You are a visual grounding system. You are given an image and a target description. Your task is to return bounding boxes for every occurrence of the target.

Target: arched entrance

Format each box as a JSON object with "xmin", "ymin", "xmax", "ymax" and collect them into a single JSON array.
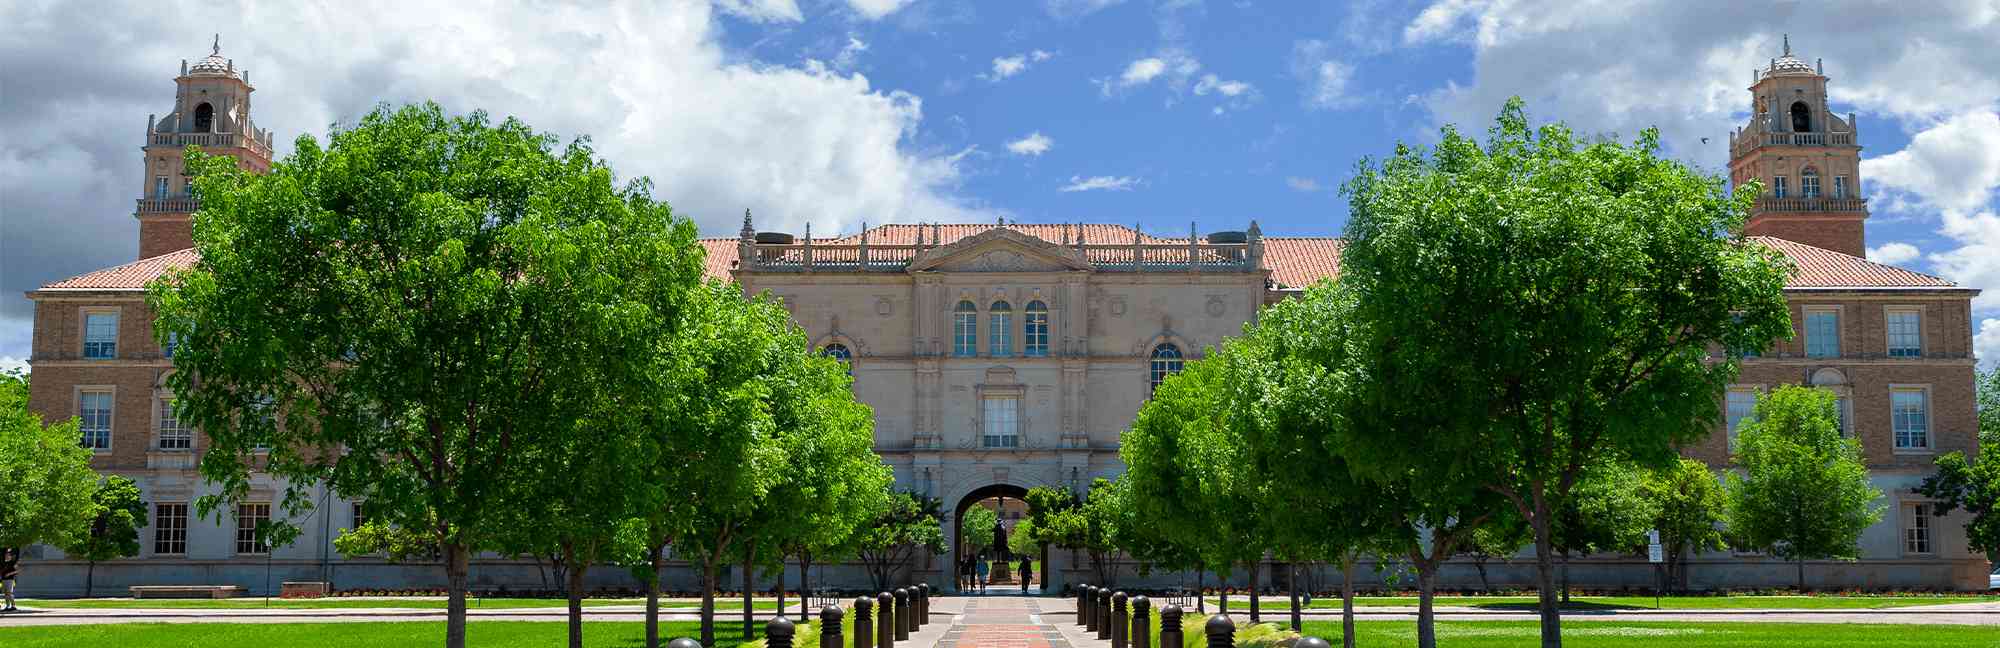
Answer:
[{"xmin": 952, "ymin": 483, "xmax": 1034, "ymax": 594}]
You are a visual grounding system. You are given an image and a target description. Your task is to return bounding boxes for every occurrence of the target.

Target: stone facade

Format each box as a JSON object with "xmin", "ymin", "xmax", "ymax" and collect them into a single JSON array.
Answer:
[{"xmin": 16, "ymin": 39, "xmax": 1990, "ymax": 596}]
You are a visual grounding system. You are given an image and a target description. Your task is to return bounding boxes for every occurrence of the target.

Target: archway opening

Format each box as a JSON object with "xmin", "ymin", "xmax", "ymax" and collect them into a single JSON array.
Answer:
[
  {"xmin": 1789, "ymin": 101, "xmax": 1811, "ymax": 132},
  {"xmin": 953, "ymin": 483, "xmax": 1034, "ymax": 594},
  {"xmin": 194, "ymin": 102, "xmax": 215, "ymax": 132}
]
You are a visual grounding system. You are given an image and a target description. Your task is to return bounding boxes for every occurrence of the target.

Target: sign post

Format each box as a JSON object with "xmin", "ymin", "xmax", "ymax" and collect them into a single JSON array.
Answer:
[{"xmin": 1646, "ymin": 530, "xmax": 1664, "ymax": 609}]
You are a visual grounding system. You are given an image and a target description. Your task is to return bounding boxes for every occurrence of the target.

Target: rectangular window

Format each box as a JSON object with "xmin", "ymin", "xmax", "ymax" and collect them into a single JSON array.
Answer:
[
  {"xmin": 84, "ymin": 311, "xmax": 119, "ymax": 359},
  {"xmin": 154, "ymin": 176, "xmax": 168, "ymax": 199},
  {"xmin": 157, "ymin": 398, "xmax": 191, "ymax": 450},
  {"xmin": 1833, "ymin": 397, "xmax": 1849, "ymax": 436},
  {"xmin": 989, "ymin": 311, "xmax": 1013, "ymax": 357},
  {"xmin": 982, "ymin": 396, "xmax": 1019, "ymax": 448},
  {"xmin": 79, "ymin": 390, "xmax": 113, "ymax": 450},
  {"xmin": 1904, "ymin": 503, "xmax": 1933, "ymax": 555},
  {"xmin": 153, "ymin": 503, "xmax": 188, "ymax": 555},
  {"xmin": 1892, "ymin": 388, "xmax": 1930, "ymax": 450},
  {"xmin": 164, "ymin": 332, "xmax": 181, "ymax": 359},
  {"xmin": 1886, "ymin": 309, "xmax": 1922, "ymax": 357},
  {"xmin": 351, "ymin": 502, "xmax": 367, "ymax": 530},
  {"xmin": 1725, "ymin": 388, "xmax": 1757, "ymax": 450},
  {"xmin": 1804, "ymin": 309, "xmax": 1840, "ymax": 358},
  {"xmin": 1802, "ymin": 173, "xmax": 1821, "ymax": 198},
  {"xmin": 236, "ymin": 502, "xmax": 271, "ymax": 555},
  {"xmin": 1834, "ymin": 176, "xmax": 1848, "ymax": 199},
  {"xmin": 1024, "ymin": 310, "xmax": 1049, "ymax": 357},
  {"xmin": 953, "ymin": 311, "xmax": 977, "ymax": 357},
  {"xmin": 1773, "ymin": 176, "xmax": 1788, "ymax": 198}
]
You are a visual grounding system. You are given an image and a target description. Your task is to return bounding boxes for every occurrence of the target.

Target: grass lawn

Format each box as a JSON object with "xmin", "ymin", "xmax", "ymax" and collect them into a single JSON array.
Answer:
[
  {"xmin": 1293, "ymin": 620, "xmax": 2000, "ymax": 648},
  {"xmin": 1206, "ymin": 594, "xmax": 2000, "ymax": 610},
  {"xmin": 18, "ymin": 597, "xmax": 782, "ymax": 611},
  {"xmin": 0, "ymin": 621, "xmax": 764, "ymax": 648}
]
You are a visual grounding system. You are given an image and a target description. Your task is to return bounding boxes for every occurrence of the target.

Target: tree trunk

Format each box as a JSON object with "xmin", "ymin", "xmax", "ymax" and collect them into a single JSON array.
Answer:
[
  {"xmin": 1559, "ymin": 553, "xmax": 1571, "ymax": 604},
  {"xmin": 776, "ymin": 554, "xmax": 787, "ymax": 621},
  {"xmin": 1415, "ymin": 560, "xmax": 1437, "ymax": 648},
  {"xmin": 1340, "ymin": 556, "xmax": 1355, "ymax": 648},
  {"xmin": 1248, "ymin": 560, "xmax": 1261, "ymax": 623},
  {"xmin": 445, "ymin": 541, "xmax": 470, "ymax": 648},
  {"xmin": 1218, "ymin": 571, "xmax": 1227, "ymax": 616},
  {"xmin": 1474, "ymin": 558, "xmax": 1491, "ymax": 593},
  {"xmin": 647, "ymin": 542, "xmax": 664, "ymax": 648},
  {"xmin": 1531, "ymin": 489, "xmax": 1562, "ymax": 648},
  {"xmin": 701, "ymin": 558, "xmax": 719, "ymax": 648},
  {"xmin": 800, "ymin": 551, "xmax": 812, "ymax": 619},
  {"xmin": 566, "ymin": 544, "xmax": 587, "ymax": 648},
  {"xmin": 743, "ymin": 545, "xmax": 756, "ymax": 641},
  {"xmin": 85, "ymin": 559, "xmax": 96, "ymax": 598},
  {"xmin": 1287, "ymin": 563, "xmax": 1301, "ymax": 631},
  {"xmin": 1797, "ymin": 558, "xmax": 1805, "ymax": 593}
]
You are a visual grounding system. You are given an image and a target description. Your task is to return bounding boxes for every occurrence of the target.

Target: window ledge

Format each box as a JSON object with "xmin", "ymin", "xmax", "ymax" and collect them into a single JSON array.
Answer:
[{"xmin": 1892, "ymin": 448, "xmax": 1935, "ymax": 456}]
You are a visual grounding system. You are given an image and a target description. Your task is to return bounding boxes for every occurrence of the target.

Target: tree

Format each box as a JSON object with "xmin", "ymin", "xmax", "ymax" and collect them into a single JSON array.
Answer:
[
  {"xmin": 1008, "ymin": 518, "xmax": 1039, "ymax": 560},
  {"xmin": 1917, "ymin": 368, "xmax": 1999, "ymax": 563},
  {"xmin": 63, "ymin": 476, "xmax": 146, "ymax": 597},
  {"xmin": 1641, "ymin": 458, "xmax": 1729, "ymax": 592},
  {"xmin": 853, "ymin": 490, "xmax": 945, "ymax": 593},
  {"xmin": 1549, "ymin": 461, "xmax": 1657, "ymax": 603},
  {"xmin": 1337, "ymin": 98, "xmax": 1793, "ymax": 647},
  {"xmin": 150, "ymin": 102, "xmax": 706, "ymax": 648},
  {"xmin": 0, "ymin": 370, "xmax": 100, "ymax": 556},
  {"xmin": 961, "ymin": 504, "xmax": 998, "ymax": 557},
  {"xmin": 1726, "ymin": 385, "xmax": 1883, "ymax": 590}
]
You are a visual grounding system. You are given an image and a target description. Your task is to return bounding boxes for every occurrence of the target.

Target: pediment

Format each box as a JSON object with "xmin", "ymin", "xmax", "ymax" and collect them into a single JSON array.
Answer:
[{"xmin": 907, "ymin": 228, "xmax": 1092, "ymax": 273}]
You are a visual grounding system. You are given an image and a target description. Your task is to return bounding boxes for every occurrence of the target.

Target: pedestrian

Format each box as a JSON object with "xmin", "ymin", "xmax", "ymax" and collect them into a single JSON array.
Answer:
[
  {"xmin": 960, "ymin": 554, "xmax": 974, "ymax": 591},
  {"xmin": 1019, "ymin": 556, "xmax": 1033, "ymax": 592},
  {"xmin": 975, "ymin": 554, "xmax": 989, "ymax": 593},
  {"xmin": 2, "ymin": 547, "xmax": 19, "ymax": 612}
]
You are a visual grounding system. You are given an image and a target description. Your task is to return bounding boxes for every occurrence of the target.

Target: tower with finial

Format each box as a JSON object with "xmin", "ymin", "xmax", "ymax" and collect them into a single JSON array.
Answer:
[
  {"xmin": 1726, "ymin": 34, "xmax": 1868, "ymax": 256},
  {"xmin": 138, "ymin": 36, "xmax": 276, "ymax": 259}
]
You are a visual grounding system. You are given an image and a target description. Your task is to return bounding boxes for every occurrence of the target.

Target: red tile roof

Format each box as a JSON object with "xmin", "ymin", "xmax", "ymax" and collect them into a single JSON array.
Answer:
[
  {"xmin": 34, "ymin": 230, "xmax": 1963, "ymax": 295},
  {"xmin": 1748, "ymin": 236, "xmax": 1959, "ymax": 288}
]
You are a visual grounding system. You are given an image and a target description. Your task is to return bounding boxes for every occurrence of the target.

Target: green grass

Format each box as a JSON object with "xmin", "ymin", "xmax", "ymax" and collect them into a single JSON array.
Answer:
[
  {"xmin": 18, "ymin": 597, "xmax": 782, "ymax": 611},
  {"xmin": 0, "ymin": 621, "xmax": 765, "ymax": 648},
  {"xmin": 1206, "ymin": 594, "xmax": 2000, "ymax": 610},
  {"xmin": 1296, "ymin": 620, "xmax": 2000, "ymax": 648}
]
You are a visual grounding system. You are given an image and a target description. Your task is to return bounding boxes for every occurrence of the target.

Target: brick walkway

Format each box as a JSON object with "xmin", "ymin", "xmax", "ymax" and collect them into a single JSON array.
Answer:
[{"xmin": 934, "ymin": 597, "xmax": 1084, "ymax": 648}]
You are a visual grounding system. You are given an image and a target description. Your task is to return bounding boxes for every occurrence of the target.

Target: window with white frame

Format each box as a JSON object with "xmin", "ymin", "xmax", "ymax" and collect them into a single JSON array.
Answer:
[
  {"xmin": 989, "ymin": 301, "xmax": 1013, "ymax": 357},
  {"xmin": 1773, "ymin": 175, "xmax": 1788, "ymax": 198},
  {"xmin": 164, "ymin": 331, "xmax": 182, "ymax": 359},
  {"xmin": 1892, "ymin": 388, "xmax": 1929, "ymax": 451},
  {"xmin": 153, "ymin": 503, "xmax": 188, "ymax": 555},
  {"xmin": 79, "ymin": 390, "xmax": 113, "ymax": 450},
  {"xmin": 1024, "ymin": 301, "xmax": 1049, "ymax": 357},
  {"xmin": 1800, "ymin": 167, "xmax": 1820, "ymax": 198},
  {"xmin": 953, "ymin": 301, "xmax": 978, "ymax": 357},
  {"xmin": 982, "ymin": 396, "xmax": 1019, "ymax": 448},
  {"xmin": 236, "ymin": 502, "xmax": 271, "ymax": 555},
  {"xmin": 1725, "ymin": 388, "xmax": 1757, "ymax": 450},
  {"xmin": 158, "ymin": 398, "xmax": 191, "ymax": 450},
  {"xmin": 1149, "ymin": 344, "xmax": 1184, "ymax": 394},
  {"xmin": 1804, "ymin": 309, "xmax": 1839, "ymax": 358},
  {"xmin": 352, "ymin": 502, "xmax": 368, "ymax": 530},
  {"xmin": 84, "ymin": 311, "xmax": 119, "ymax": 359},
  {"xmin": 1904, "ymin": 502, "xmax": 1933, "ymax": 555},
  {"xmin": 1886, "ymin": 309, "xmax": 1922, "ymax": 357},
  {"xmin": 1833, "ymin": 175, "xmax": 1848, "ymax": 199},
  {"xmin": 154, "ymin": 176, "xmax": 169, "ymax": 199}
]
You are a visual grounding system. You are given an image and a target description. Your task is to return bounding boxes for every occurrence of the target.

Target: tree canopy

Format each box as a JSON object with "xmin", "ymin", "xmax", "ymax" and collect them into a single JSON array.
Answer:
[
  {"xmin": 1918, "ymin": 369, "xmax": 2000, "ymax": 559},
  {"xmin": 65, "ymin": 475, "xmax": 146, "ymax": 598},
  {"xmin": 1642, "ymin": 458, "xmax": 1729, "ymax": 592},
  {"xmin": 1726, "ymin": 385, "xmax": 1883, "ymax": 589},
  {"xmin": 0, "ymin": 369, "xmax": 100, "ymax": 552}
]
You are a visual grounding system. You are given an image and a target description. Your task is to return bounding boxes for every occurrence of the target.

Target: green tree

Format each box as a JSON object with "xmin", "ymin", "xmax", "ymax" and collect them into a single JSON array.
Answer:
[
  {"xmin": 150, "ymin": 102, "xmax": 705, "ymax": 648},
  {"xmin": 853, "ymin": 490, "xmax": 945, "ymax": 593},
  {"xmin": 1337, "ymin": 98, "xmax": 1792, "ymax": 647},
  {"xmin": 1008, "ymin": 518, "xmax": 1039, "ymax": 559},
  {"xmin": 0, "ymin": 370, "xmax": 100, "ymax": 555},
  {"xmin": 1549, "ymin": 461, "xmax": 1657, "ymax": 603},
  {"xmin": 961, "ymin": 504, "xmax": 999, "ymax": 557},
  {"xmin": 63, "ymin": 475, "xmax": 146, "ymax": 597},
  {"xmin": 1916, "ymin": 368, "xmax": 2000, "ymax": 562},
  {"xmin": 1727, "ymin": 385, "xmax": 1884, "ymax": 590},
  {"xmin": 1642, "ymin": 458, "xmax": 1729, "ymax": 593}
]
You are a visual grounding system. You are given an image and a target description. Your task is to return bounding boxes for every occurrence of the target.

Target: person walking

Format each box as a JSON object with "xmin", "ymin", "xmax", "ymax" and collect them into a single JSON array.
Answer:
[
  {"xmin": 1019, "ymin": 556, "xmax": 1033, "ymax": 593},
  {"xmin": 2, "ymin": 547, "xmax": 19, "ymax": 612},
  {"xmin": 975, "ymin": 554, "xmax": 989, "ymax": 593}
]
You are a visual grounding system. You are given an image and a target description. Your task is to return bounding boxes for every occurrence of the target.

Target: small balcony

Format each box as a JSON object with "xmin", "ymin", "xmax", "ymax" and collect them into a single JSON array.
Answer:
[
  {"xmin": 146, "ymin": 450, "xmax": 197, "ymax": 470},
  {"xmin": 1753, "ymin": 196, "xmax": 1868, "ymax": 213},
  {"xmin": 136, "ymin": 194, "xmax": 200, "ymax": 215},
  {"xmin": 148, "ymin": 131, "xmax": 271, "ymax": 160}
]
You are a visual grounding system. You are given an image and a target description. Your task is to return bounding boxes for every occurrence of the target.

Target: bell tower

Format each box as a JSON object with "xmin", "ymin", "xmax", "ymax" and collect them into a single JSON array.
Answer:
[
  {"xmin": 136, "ymin": 35, "xmax": 275, "ymax": 259},
  {"xmin": 1726, "ymin": 36, "xmax": 1868, "ymax": 257}
]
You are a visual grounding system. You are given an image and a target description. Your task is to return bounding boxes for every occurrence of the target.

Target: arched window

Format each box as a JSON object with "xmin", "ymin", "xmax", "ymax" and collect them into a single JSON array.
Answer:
[
  {"xmin": 1149, "ymin": 343, "xmax": 1183, "ymax": 393},
  {"xmin": 1024, "ymin": 301, "xmax": 1049, "ymax": 357},
  {"xmin": 989, "ymin": 301, "xmax": 1013, "ymax": 357},
  {"xmin": 823, "ymin": 343, "xmax": 853, "ymax": 376},
  {"xmin": 193, "ymin": 103, "xmax": 215, "ymax": 132},
  {"xmin": 1800, "ymin": 166, "xmax": 1821, "ymax": 198},
  {"xmin": 953, "ymin": 301, "xmax": 978, "ymax": 357},
  {"xmin": 1789, "ymin": 101, "xmax": 1810, "ymax": 133}
]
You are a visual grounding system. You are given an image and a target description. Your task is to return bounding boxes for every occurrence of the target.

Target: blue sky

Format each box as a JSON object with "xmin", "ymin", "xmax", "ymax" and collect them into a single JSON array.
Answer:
[{"xmin": 3, "ymin": 0, "xmax": 1998, "ymax": 366}]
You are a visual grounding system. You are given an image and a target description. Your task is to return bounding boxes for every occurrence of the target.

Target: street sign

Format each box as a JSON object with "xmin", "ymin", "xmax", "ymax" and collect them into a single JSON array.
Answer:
[{"xmin": 1648, "ymin": 544, "xmax": 1664, "ymax": 563}]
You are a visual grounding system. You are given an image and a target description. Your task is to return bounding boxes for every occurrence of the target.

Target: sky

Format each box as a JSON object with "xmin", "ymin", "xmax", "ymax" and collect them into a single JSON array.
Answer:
[{"xmin": 2, "ymin": 0, "xmax": 1998, "ymax": 369}]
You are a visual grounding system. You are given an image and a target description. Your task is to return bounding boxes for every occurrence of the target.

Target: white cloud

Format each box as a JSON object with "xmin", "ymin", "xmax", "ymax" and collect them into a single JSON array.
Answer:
[
  {"xmin": 1977, "ymin": 318, "xmax": 2000, "ymax": 371},
  {"xmin": 1863, "ymin": 111, "xmax": 2000, "ymax": 310},
  {"xmin": 0, "ymin": 1, "xmax": 998, "ymax": 360},
  {"xmin": 1059, "ymin": 175, "xmax": 1141, "ymax": 192},
  {"xmin": 986, "ymin": 50, "xmax": 1053, "ymax": 81},
  {"xmin": 832, "ymin": 36, "xmax": 869, "ymax": 71},
  {"xmin": 0, "ymin": 356, "xmax": 25, "ymax": 376},
  {"xmin": 846, "ymin": 0, "xmax": 916, "ymax": 20},
  {"xmin": 1292, "ymin": 40, "xmax": 1357, "ymax": 110},
  {"xmin": 1121, "ymin": 58, "xmax": 1169, "ymax": 86},
  {"xmin": 1032, "ymin": 49, "xmax": 1054, "ymax": 62},
  {"xmin": 1193, "ymin": 74, "xmax": 1252, "ymax": 97},
  {"xmin": 1286, "ymin": 176, "xmax": 1321, "ymax": 192},
  {"xmin": 1098, "ymin": 50, "xmax": 1206, "ymax": 99},
  {"xmin": 1403, "ymin": 0, "xmax": 1487, "ymax": 45},
  {"xmin": 1046, "ymin": 0, "xmax": 1125, "ymax": 19},
  {"xmin": 1006, "ymin": 132, "xmax": 1053, "ymax": 157},
  {"xmin": 713, "ymin": 0, "xmax": 804, "ymax": 22},
  {"xmin": 1865, "ymin": 242, "xmax": 1920, "ymax": 266}
]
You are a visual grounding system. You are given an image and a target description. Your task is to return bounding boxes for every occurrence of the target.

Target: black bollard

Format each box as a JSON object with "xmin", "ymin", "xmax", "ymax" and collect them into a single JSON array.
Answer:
[
  {"xmin": 877, "ymin": 592, "xmax": 895, "ymax": 648},
  {"xmin": 894, "ymin": 588, "xmax": 912, "ymax": 640},
  {"xmin": 1132, "ymin": 596, "xmax": 1152, "ymax": 648},
  {"xmin": 821, "ymin": 606, "xmax": 845, "ymax": 648},
  {"xmin": 1082, "ymin": 585, "xmax": 1097, "ymax": 631},
  {"xmin": 916, "ymin": 583, "xmax": 928, "ymax": 627},
  {"xmin": 1096, "ymin": 589, "xmax": 1112, "ymax": 641},
  {"xmin": 1295, "ymin": 637, "xmax": 1331, "ymax": 648},
  {"xmin": 767, "ymin": 616, "xmax": 797, "ymax": 648},
  {"xmin": 1112, "ymin": 591, "xmax": 1129, "ymax": 648},
  {"xmin": 669, "ymin": 638, "xmax": 702, "ymax": 648},
  {"xmin": 853, "ymin": 597, "xmax": 874, "ymax": 648},
  {"xmin": 1159, "ymin": 605, "xmax": 1184, "ymax": 648},
  {"xmin": 1205, "ymin": 614, "xmax": 1235, "ymax": 648}
]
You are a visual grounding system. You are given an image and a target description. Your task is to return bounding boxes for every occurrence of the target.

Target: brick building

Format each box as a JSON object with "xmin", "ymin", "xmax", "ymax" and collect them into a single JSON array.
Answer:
[{"xmin": 19, "ymin": 39, "xmax": 1987, "ymax": 594}]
